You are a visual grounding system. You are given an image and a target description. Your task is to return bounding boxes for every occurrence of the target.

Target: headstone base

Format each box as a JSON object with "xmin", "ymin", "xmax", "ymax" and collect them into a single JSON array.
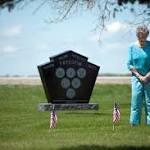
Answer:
[{"xmin": 38, "ymin": 103, "xmax": 99, "ymax": 111}]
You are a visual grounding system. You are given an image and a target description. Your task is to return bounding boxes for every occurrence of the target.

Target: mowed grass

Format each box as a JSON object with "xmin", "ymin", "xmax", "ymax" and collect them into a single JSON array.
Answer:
[{"xmin": 0, "ymin": 84, "xmax": 150, "ymax": 150}]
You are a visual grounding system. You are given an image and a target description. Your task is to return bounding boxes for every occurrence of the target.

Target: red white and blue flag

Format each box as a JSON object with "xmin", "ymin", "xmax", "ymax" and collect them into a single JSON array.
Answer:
[
  {"xmin": 50, "ymin": 111, "xmax": 57, "ymax": 128},
  {"xmin": 112, "ymin": 103, "xmax": 120, "ymax": 124}
]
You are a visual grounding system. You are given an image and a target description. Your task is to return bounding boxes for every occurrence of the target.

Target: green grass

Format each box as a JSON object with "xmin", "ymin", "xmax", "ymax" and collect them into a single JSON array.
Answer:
[{"xmin": 0, "ymin": 84, "xmax": 150, "ymax": 150}]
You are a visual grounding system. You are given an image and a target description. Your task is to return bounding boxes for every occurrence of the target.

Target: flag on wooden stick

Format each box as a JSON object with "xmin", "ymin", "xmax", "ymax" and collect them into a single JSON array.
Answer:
[
  {"xmin": 50, "ymin": 110, "xmax": 57, "ymax": 128},
  {"xmin": 112, "ymin": 102, "xmax": 120, "ymax": 130}
]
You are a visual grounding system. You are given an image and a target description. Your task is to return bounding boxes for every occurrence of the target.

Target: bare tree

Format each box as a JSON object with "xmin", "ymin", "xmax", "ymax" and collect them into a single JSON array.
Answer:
[{"xmin": 1, "ymin": 0, "xmax": 150, "ymax": 32}]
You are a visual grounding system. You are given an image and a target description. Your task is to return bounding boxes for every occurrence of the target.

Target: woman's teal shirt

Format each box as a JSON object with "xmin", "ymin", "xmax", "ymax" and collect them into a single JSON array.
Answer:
[{"xmin": 127, "ymin": 41, "xmax": 150, "ymax": 76}]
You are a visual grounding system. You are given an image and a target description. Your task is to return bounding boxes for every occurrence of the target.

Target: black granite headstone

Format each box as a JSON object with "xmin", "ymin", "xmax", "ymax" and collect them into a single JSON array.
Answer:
[{"xmin": 38, "ymin": 50, "xmax": 100, "ymax": 104}]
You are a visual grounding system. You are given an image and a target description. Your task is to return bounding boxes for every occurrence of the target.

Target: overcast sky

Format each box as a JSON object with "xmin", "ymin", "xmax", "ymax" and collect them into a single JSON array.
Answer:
[{"xmin": 0, "ymin": 2, "xmax": 148, "ymax": 76}]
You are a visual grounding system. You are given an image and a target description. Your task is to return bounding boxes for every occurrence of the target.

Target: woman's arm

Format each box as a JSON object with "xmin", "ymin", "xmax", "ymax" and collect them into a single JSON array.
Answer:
[
  {"xmin": 127, "ymin": 46, "xmax": 149, "ymax": 84},
  {"xmin": 127, "ymin": 46, "xmax": 134, "ymax": 70},
  {"xmin": 133, "ymin": 69, "xmax": 150, "ymax": 84},
  {"xmin": 130, "ymin": 68, "xmax": 141, "ymax": 78},
  {"xmin": 127, "ymin": 46, "xmax": 141, "ymax": 78},
  {"xmin": 130, "ymin": 68, "xmax": 149, "ymax": 84},
  {"xmin": 145, "ymin": 71, "xmax": 150, "ymax": 83}
]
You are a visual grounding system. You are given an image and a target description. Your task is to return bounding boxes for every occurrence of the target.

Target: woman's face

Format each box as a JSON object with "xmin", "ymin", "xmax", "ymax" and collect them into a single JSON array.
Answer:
[{"xmin": 137, "ymin": 32, "xmax": 148, "ymax": 47}]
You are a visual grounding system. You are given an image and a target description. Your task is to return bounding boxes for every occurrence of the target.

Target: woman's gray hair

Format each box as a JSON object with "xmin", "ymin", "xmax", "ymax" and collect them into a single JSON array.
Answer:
[{"xmin": 136, "ymin": 25, "xmax": 149, "ymax": 37}]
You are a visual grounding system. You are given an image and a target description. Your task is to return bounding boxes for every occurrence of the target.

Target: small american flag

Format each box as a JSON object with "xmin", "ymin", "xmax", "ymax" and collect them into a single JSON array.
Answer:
[
  {"xmin": 112, "ymin": 103, "xmax": 120, "ymax": 124},
  {"xmin": 50, "ymin": 111, "xmax": 57, "ymax": 128}
]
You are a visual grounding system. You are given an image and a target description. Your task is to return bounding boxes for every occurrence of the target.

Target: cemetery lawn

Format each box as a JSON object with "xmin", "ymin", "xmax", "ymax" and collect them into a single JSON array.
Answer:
[{"xmin": 0, "ymin": 84, "xmax": 150, "ymax": 150}]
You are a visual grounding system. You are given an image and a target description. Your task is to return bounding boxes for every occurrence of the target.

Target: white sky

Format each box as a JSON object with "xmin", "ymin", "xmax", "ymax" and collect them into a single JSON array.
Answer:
[{"xmin": 0, "ymin": 2, "xmax": 148, "ymax": 76}]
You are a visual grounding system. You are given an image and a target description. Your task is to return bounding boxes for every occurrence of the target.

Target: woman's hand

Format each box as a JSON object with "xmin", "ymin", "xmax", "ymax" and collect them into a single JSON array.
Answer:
[
  {"xmin": 138, "ymin": 75, "xmax": 149, "ymax": 84},
  {"xmin": 130, "ymin": 68, "xmax": 150, "ymax": 84}
]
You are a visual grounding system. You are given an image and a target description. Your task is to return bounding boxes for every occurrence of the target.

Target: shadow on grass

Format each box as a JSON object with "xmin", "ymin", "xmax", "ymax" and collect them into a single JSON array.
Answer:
[{"xmin": 60, "ymin": 145, "xmax": 150, "ymax": 150}]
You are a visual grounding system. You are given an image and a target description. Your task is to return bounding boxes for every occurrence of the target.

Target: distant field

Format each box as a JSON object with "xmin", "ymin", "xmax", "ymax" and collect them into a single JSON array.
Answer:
[
  {"xmin": 0, "ymin": 84, "xmax": 150, "ymax": 150},
  {"xmin": 0, "ymin": 76, "xmax": 131, "ymax": 85}
]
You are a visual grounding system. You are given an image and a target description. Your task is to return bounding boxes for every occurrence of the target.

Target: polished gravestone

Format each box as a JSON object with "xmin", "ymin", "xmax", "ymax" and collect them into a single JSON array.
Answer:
[{"xmin": 38, "ymin": 50, "xmax": 100, "ymax": 111}]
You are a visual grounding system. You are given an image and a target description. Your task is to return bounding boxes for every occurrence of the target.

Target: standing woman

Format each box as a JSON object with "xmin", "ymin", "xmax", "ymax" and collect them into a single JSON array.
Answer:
[{"xmin": 127, "ymin": 25, "xmax": 150, "ymax": 126}]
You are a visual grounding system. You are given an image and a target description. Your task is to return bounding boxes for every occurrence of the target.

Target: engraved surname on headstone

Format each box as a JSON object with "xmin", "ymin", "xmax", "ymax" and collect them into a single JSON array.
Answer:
[
  {"xmin": 59, "ymin": 60, "xmax": 82, "ymax": 66},
  {"xmin": 38, "ymin": 50, "xmax": 100, "ymax": 104}
]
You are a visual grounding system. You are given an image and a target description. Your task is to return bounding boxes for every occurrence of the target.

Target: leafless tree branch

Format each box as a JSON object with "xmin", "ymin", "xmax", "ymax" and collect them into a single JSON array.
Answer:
[{"xmin": 1, "ymin": 0, "xmax": 150, "ymax": 35}]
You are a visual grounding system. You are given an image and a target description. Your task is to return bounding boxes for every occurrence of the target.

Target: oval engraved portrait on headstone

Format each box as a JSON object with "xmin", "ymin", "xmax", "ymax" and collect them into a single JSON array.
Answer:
[
  {"xmin": 55, "ymin": 67, "xmax": 65, "ymax": 78},
  {"xmin": 61, "ymin": 78, "xmax": 70, "ymax": 89},
  {"xmin": 66, "ymin": 67, "xmax": 76, "ymax": 78},
  {"xmin": 66, "ymin": 88, "xmax": 76, "ymax": 99},
  {"xmin": 72, "ymin": 78, "xmax": 81, "ymax": 89},
  {"xmin": 77, "ymin": 68, "xmax": 86, "ymax": 79}
]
